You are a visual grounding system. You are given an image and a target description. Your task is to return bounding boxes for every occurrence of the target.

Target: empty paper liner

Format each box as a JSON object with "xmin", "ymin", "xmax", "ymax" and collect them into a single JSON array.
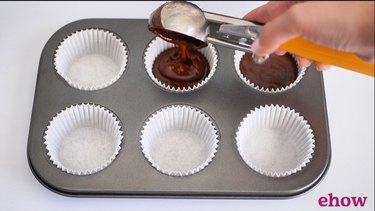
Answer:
[
  {"xmin": 43, "ymin": 103, "xmax": 123, "ymax": 175},
  {"xmin": 140, "ymin": 104, "xmax": 219, "ymax": 176},
  {"xmin": 236, "ymin": 104, "xmax": 315, "ymax": 177},
  {"xmin": 54, "ymin": 28, "xmax": 128, "ymax": 91}
]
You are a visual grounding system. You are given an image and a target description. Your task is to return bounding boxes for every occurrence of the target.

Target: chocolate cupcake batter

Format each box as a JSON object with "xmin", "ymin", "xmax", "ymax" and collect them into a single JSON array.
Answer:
[
  {"xmin": 240, "ymin": 53, "xmax": 298, "ymax": 89},
  {"xmin": 152, "ymin": 46, "xmax": 209, "ymax": 89}
]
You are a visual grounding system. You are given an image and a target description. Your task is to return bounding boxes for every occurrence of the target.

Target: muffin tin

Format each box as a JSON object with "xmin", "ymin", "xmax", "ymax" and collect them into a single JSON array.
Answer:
[{"xmin": 27, "ymin": 19, "xmax": 331, "ymax": 198}]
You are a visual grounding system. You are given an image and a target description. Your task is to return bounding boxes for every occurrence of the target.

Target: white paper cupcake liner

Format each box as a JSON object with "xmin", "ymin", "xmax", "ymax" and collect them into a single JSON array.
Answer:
[
  {"xmin": 144, "ymin": 37, "xmax": 218, "ymax": 93},
  {"xmin": 236, "ymin": 104, "xmax": 315, "ymax": 177},
  {"xmin": 140, "ymin": 105, "xmax": 219, "ymax": 176},
  {"xmin": 44, "ymin": 103, "xmax": 123, "ymax": 175},
  {"xmin": 234, "ymin": 51, "xmax": 306, "ymax": 93},
  {"xmin": 54, "ymin": 28, "xmax": 128, "ymax": 91}
]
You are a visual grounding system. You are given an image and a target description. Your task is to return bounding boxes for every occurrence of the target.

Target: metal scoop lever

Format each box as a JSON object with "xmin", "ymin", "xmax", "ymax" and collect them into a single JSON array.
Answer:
[
  {"xmin": 218, "ymin": 24, "xmax": 260, "ymax": 41},
  {"xmin": 202, "ymin": 11, "xmax": 269, "ymax": 63},
  {"xmin": 207, "ymin": 24, "xmax": 269, "ymax": 64}
]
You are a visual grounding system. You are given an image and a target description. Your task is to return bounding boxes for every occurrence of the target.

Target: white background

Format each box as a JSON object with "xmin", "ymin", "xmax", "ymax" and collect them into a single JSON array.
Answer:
[{"xmin": 0, "ymin": 1, "xmax": 373, "ymax": 211}]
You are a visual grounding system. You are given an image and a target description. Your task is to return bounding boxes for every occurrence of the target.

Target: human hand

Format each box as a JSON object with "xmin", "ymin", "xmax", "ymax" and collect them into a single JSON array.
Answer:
[{"xmin": 244, "ymin": 1, "xmax": 375, "ymax": 71}]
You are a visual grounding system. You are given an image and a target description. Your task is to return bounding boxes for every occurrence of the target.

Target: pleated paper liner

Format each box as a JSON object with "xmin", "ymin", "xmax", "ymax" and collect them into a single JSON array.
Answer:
[
  {"xmin": 140, "ymin": 104, "xmax": 219, "ymax": 176},
  {"xmin": 44, "ymin": 103, "xmax": 123, "ymax": 175},
  {"xmin": 234, "ymin": 51, "xmax": 306, "ymax": 93},
  {"xmin": 236, "ymin": 104, "xmax": 315, "ymax": 177},
  {"xmin": 54, "ymin": 28, "xmax": 128, "ymax": 91},
  {"xmin": 144, "ymin": 37, "xmax": 218, "ymax": 93}
]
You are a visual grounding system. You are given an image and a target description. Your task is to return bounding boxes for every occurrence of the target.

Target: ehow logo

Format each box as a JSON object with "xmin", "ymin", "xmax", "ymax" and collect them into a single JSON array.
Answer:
[{"xmin": 318, "ymin": 193, "xmax": 367, "ymax": 207}]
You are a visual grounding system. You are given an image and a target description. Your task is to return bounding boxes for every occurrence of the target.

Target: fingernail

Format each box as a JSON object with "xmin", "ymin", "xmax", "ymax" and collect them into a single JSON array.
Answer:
[
  {"xmin": 297, "ymin": 57, "xmax": 306, "ymax": 67},
  {"xmin": 298, "ymin": 57, "xmax": 312, "ymax": 68},
  {"xmin": 275, "ymin": 50, "xmax": 286, "ymax": 56},
  {"xmin": 251, "ymin": 39, "xmax": 259, "ymax": 53}
]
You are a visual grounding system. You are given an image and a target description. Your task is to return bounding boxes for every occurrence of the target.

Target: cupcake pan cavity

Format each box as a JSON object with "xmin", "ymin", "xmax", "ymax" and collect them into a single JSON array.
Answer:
[{"xmin": 28, "ymin": 19, "xmax": 331, "ymax": 198}]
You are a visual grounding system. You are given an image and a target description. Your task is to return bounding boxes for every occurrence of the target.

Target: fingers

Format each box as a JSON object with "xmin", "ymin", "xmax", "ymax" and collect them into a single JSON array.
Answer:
[
  {"xmin": 297, "ymin": 57, "xmax": 313, "ymax": 68},
  {"xmin": 297, "ymin": 57, "xmax": 331, "ymax": 71},
  {"xmin": 316, "ymin": 63, "xmax": 331, "ymax": 71},
  {"xmin": 243, "ymin": 1, "xmax": 297, "ymax": 23},
  {"xmin": 246, "ymin": 2, "xmax": 335, "ymax": 72},
  {"xmin": 251, "ymin": 3, "xmax": 310, "ymax": 57},
  {"xmin": 274, "ymin": 49, "xmax": 286, "ymax": 56}
]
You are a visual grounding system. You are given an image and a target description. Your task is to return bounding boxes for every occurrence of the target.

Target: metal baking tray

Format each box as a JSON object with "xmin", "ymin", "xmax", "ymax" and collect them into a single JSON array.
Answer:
[{"xmin": 27, "ymin": 19, "xmax": 331, "ymax": 198}]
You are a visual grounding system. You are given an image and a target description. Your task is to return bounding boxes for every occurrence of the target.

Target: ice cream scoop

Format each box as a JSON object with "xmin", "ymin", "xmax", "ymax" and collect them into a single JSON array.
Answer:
[{"xmin": 149, "ymin": 1, "xmax": 374, "ymax": 76}]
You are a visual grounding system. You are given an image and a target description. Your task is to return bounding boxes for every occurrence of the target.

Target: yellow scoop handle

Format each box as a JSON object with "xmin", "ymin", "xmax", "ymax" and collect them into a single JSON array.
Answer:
[{"xmin": 280, "ymin": 37, "xmax": 374, "ymax": 77}]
